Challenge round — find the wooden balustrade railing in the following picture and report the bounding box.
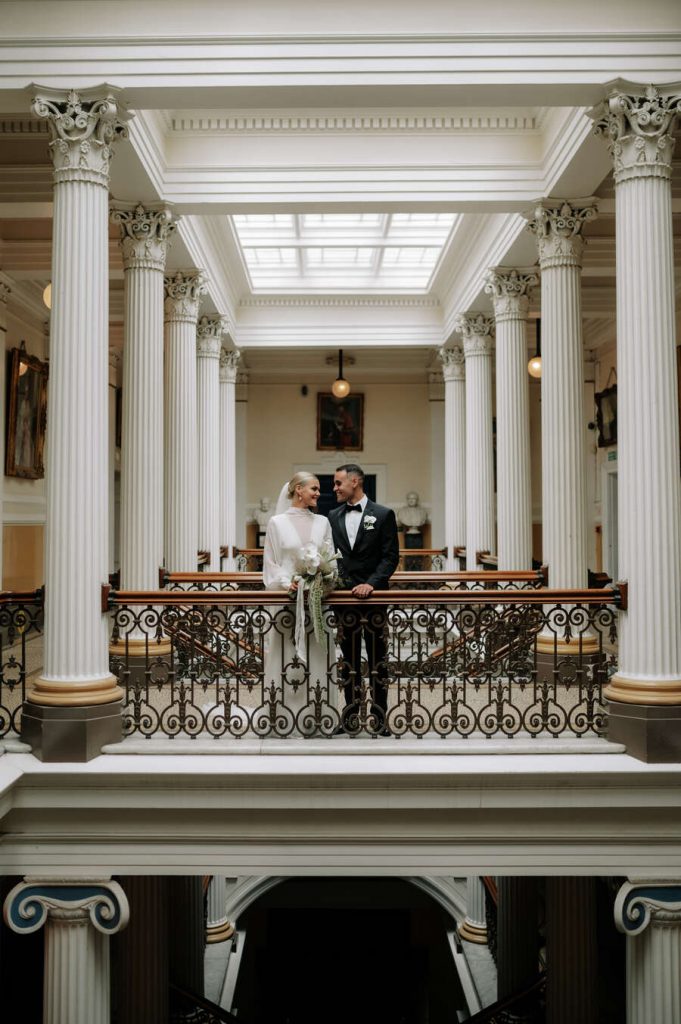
[159,566,549,590]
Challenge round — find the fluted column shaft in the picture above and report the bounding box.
[168,876,205,995]
[115,876,169,1024]
[112,203,176,591]
[456,315,495,568]
[220,351,240,571]
[615,880,681,1024]
[545,877,597,1024]
[485,269,537,570]
[206,875,233,943]
[164,272,207,572]
[496,877,539,1001]
[528,199,597,592]
[3,877,129,1024]
[591,84,681,704]
[197,316,226,571]
[31,87,129,704]
[439,347,466,569]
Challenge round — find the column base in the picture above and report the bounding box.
[458,919,488,944]
[606,700,681,763]
[206,919,235,944]
[536,633,600,656]
[21,700,123,762]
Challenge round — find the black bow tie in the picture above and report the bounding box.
[346,504,362,512]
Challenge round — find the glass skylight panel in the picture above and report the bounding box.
[231,212,458,290]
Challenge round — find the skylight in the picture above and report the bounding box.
[231,212,458,292]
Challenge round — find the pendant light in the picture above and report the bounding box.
[331,348,351,398]
[528,318,542,379]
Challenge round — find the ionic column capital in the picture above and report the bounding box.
[484,266,539,322]
[220,348,241,383]
[615,880,681,935]
[163,270,207,325]
[31,86,131,188]
[527,198,598,269]
[110,202,178,271]
[454,313,495,358]
[197,314,229,358]
[4,877,130,936]
[590,81,681,184]
[438,345,465,382]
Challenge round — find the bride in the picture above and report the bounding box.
[261,471,339,735]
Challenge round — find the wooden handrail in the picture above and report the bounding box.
[160,568,546,586]
[0,587,43,605]
[109,585,624,608]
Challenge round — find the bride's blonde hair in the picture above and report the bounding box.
[287,471,317,498]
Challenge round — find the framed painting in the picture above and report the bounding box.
[595,384,617,448]
[316,392,364,451]
[5,343,48,479]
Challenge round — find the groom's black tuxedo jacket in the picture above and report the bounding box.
[329,499,399,590]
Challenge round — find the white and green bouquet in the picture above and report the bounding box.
[289,539,339,659]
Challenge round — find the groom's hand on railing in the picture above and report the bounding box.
[352,583,374,598]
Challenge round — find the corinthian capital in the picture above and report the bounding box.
[454,313,494,358]
[197,314,229,358]
[614,880,681,936]
[110,202,178,271]
[484,267,539,322]
[527,198,598,270]
[590,81,681,184]
[4,877,130,935]
[163,271,207,325]
[220,348,241,383]
[31,85,131,187]
[438,345,465,382]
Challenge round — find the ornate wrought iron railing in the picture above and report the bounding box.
[170,984,242,1023]
[108,586,621,741]
[0,589,43,739]
[160,567,547,592]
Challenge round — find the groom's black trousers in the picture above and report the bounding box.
[337,602,389,718]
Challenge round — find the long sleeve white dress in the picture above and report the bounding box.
[261,508,339,735]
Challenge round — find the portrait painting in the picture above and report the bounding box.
[5,344,48,479]
[316,392,364,451]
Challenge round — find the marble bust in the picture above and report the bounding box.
[254,497,273,530]
[397,491,428,533]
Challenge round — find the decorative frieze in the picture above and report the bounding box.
[484,266,539,321]
[164,271,207,324]
[590,81,681,184]
[110,202,177,271]
[32,86,131,187]
[527,199,598,269]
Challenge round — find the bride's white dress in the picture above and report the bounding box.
[261,508,339,734]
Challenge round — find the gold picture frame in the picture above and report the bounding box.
[316,392,364,451]
[5,343,48,479]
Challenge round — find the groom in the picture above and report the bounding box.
[329,463,399,733]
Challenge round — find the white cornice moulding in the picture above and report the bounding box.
[235,324,443,348]
[168,109,544,135]
[238,296,439,308]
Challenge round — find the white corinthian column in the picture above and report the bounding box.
[591,83,681,722]
[164,271,207,572]
[484,268,538,571]
[26,88,130,746]
[615,879,681,1024]
[527,200,597,597]
[197,315,228,571]
[111,203,177,593]
[438,346,466,570]
[455,314,496,568]
[220,349,240,571]
[3,877,129,1024]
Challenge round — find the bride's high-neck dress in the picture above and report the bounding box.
[262,508,338,734]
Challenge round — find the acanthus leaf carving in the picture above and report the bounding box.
[484,267,539,321]
[197,314,229,358]
[110,203,178,271]
[590,82,681,184]
[438,345,465,382]
[527,198,598,269]
[220,348,241,383]
[163,271,207,324]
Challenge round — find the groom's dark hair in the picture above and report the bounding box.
[336,462,364,484]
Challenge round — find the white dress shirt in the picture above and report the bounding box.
[344,494,368,549]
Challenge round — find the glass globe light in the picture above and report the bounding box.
[42,282,52,309]
[528,355,542,379]
[331,376,351,398]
